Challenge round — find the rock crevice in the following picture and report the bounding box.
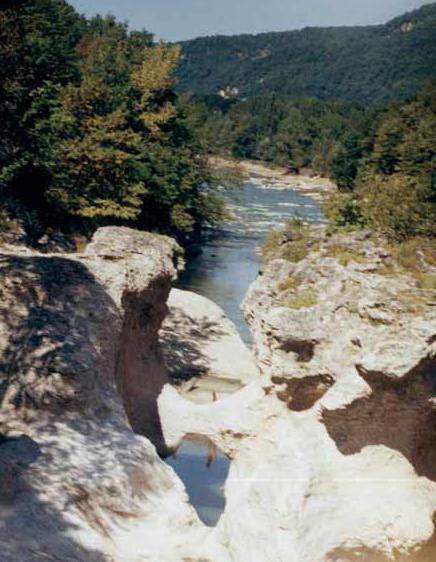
[160,231,436,562]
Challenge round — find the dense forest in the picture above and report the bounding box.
[0,0,435,247]
[186,84,436,240]
[177,3,436,105]
[0,0,225,246]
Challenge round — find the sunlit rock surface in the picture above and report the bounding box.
[0,227,227,562]
[2,224,435,562]
[160,231,436,562]
[160,288,259,402]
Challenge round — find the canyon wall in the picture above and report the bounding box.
[160,230,436,562]
[0,227,224,562]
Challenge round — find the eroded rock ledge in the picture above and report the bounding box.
[0,227,226,562]
[160,230,436,562]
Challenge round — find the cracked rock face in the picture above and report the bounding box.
[0,227,224,562]
[160,231,436,562]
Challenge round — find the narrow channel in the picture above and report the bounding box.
[179,181,326,342]
[166,179,326,526]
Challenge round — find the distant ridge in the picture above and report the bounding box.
[176,3,436,105]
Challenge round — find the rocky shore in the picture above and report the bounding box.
[1,225,435,561]
[210,156,337,201]
[160,228,436,561]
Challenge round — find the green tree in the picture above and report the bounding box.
[0,0,84,189]
[0,3,224,243]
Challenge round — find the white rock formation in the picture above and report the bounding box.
[159,231,436,562]
[160,288,258,402]
[2,224,435,562]
[0,227,227,562]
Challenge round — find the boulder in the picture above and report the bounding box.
[0,227,225,562]
[160,288,258,403]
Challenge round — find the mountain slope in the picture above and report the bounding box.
[177,3,436,105]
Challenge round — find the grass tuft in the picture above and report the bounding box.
[263,217,312,263]
[324,244,366,266]
[277,276,299,292]
[286,288,318,309]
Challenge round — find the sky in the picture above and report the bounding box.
[69,0,431,41]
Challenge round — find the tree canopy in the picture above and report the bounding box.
[0,0,225,244]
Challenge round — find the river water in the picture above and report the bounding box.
[166,181,325,526]
[178,181,326,342]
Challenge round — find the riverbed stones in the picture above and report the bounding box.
[210,156,337,202]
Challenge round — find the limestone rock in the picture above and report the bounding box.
[160,231,436,562]
[242,231,436,561]
[0,227,224,562]
[160,288,258,402]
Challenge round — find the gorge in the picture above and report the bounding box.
[1,2,435,560]
[0,174,435,562]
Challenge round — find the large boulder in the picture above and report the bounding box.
[0,227,225,562]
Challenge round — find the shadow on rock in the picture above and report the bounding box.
[0,434,41,504]
[0,251,169,455]
[272,373,335,411]
[160,306,228,384]
[0,255,118,415]
[322,356,436,482]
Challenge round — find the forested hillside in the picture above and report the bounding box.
[180,3,436,243]
[177,3,436,105]
[0,0,225,246]
[185,84,436,240]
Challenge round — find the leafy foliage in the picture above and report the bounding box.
[185,93,375,176]
[179,3,436,245]
[0,1,224,244]
[354,86,435,240]
[327,97,435,240]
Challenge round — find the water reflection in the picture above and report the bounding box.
[166,434,230,526]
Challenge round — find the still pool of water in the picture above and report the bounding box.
[178,182,326,342]
[165,435,230,526]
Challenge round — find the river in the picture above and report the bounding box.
[178,181,326,342]
[166,180,326,526]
